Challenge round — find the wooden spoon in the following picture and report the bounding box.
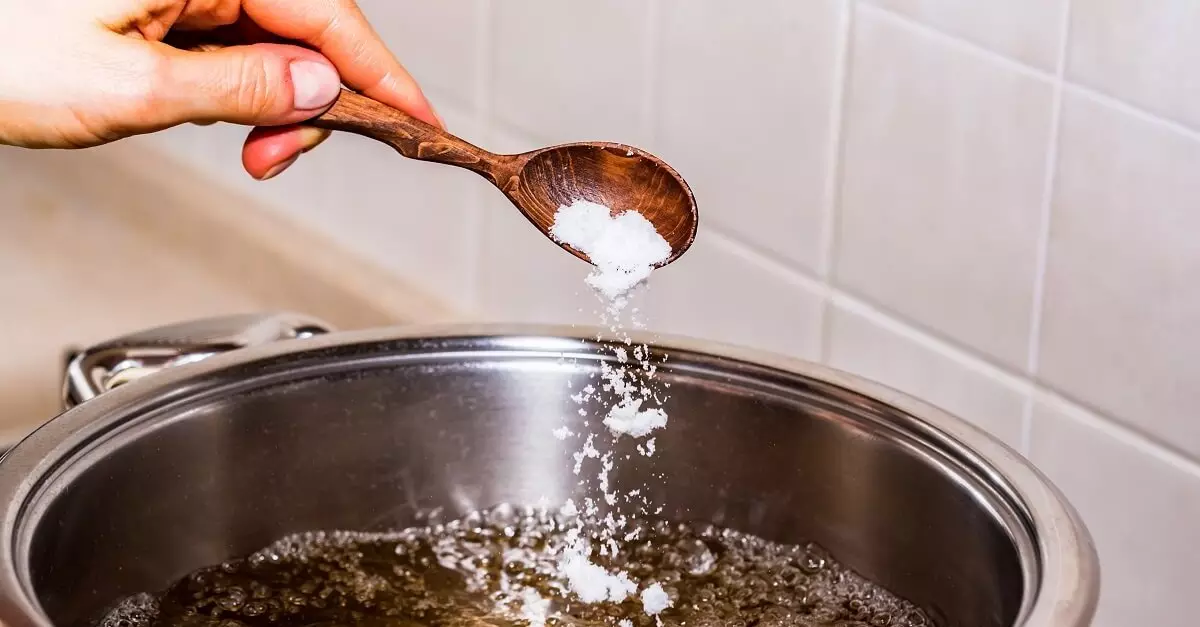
[310,90,698,266]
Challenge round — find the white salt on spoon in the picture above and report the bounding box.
[549,200,672,302]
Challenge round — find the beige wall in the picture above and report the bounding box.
[57,1,1200,625]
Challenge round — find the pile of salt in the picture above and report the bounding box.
[549,200,672,301]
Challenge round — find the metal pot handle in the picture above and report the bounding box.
[62,312,333,409]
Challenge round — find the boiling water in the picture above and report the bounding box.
[95,506,932,627]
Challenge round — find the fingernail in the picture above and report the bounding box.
[259,153,300,180]
[298,127,332,153]
[290,59,340,111]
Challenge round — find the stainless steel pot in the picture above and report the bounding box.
[0,314,1099,627]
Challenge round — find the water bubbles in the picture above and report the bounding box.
[683,539,717,576]
[214,586,246,611]
[487,502,517,527]
[800,543,829,575]
[242,601,267,616]
[93,506,929,627]
[96,593,158,627]
[284,589,308,607]
[463,509,486,530]
[848,596,868,618]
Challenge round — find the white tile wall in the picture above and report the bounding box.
[1030,395,1200,627]
[1068,0,1200,131]
[637,231,825,359]
[358,0,485,110]
[134,1,1200,623]
[491,0,654,146]
[835,6,1054,370]
[866,0,1067,69]
[654,0,845,272]
[1040,91,1200,459]
[475,200,597,326]
[825,295,1029,448]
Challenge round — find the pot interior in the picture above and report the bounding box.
[15,336,1032,626]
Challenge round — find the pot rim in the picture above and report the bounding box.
[0,322,1100,627]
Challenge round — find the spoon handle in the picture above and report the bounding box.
[310,90,499,174]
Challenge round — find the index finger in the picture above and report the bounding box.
[242,0,442,127]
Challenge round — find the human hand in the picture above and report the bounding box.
[0,0,441,179]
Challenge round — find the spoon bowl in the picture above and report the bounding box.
[311,90,697,265]
[512,142,696,265]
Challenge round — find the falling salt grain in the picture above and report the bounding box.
[519,589,551,627]
[604,398,668,438]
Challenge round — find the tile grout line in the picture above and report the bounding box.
[708,230,826,295]
[1021,0,1074,456]
[464,0,496,316]
[443,2,1200,473]
[833,276,1200,473]
[480,9,1200,185]
[869,1,1200,141]
[1036,389,1200,479]
[715,222,1035,378]
[716,221,1041,383]
[1035,387,1200,476]
[828,290,1035,393]
[710,219,1200,472]
[861,3,1056,83]
[1066,81,1200,143]
[816,0,857,364]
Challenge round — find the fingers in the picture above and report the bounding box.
[160,22,274,129]
[150,41,341,127]
[151,29,337,178]
[242,124,330,179]
[243,0,443,128]
[146,0,441,179]
[172,0,244,31]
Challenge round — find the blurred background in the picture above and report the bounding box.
[2,1,1198,625]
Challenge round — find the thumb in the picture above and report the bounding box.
[150,43,341,127]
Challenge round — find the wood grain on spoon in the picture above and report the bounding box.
[310,90,698,266]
